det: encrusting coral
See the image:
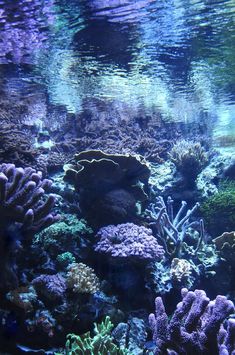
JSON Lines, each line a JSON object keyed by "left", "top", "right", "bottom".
{"left": 66, "top": 263, "right": 100, "bottom": 294}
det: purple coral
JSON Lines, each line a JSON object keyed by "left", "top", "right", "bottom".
{"left": 149, "top": 288, "right": 235, "bottom": 354}
{"left": 94, "top": 223, "right": 165, "bottom": 260}
{"left": 0, "top": 163, "right": 58, "bottom": 235}
{"left": 0, "top": 163, "right": 59, "bottom": 290}
{"left": 32, "top": 273, "right": 66, "bottom": 301}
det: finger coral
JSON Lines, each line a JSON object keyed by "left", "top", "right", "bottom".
{"left": 0, "top": 163, "right": 58, "bottom": 235}
{"left": 149, "top": 288, "right": 235, "bottom": 354}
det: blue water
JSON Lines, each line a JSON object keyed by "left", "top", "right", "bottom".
{"left": 0, "top": 0, "right": 235, "bottom": 149}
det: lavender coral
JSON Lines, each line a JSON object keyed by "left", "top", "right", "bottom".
{"left": 94, "top": 223, "right": 165, "bottom": 260}
{"left": 149, "top": 288, "right": 235, "bottom": 354}
{"left": 0, "top": 163, "right": 58, "bottom": 290}
{"left": 0, "top": 163, "right": 58, "bottom": 235}
{"left": 32, "top": 274, "right": 66, "bottom": 301}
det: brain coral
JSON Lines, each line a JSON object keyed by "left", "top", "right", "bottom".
{"left": 94, "top": 223, "right": 165, "bottom": 260}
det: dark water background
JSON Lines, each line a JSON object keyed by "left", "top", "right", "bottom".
{"left": 0, "top": 0, "right": 235, "bottom": 151}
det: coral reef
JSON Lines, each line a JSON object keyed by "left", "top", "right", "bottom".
{"left": 94, "top": 223, "right": 165, "bottom": 261}
{"left": 149, "top": 288, "right": 235, "bottom": 354}
{"left": 6, "top": 286, "right": 37, "bottom": 313}
{"left": 0, "top": 123, "right": 38, "bottom": 168}
{"left": 66, "top": 263, "right": 100, "bottom": 294}
{"left": 196, "top": 151, "right": 233, "bottom": 198}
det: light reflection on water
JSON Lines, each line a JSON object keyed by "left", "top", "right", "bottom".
{"left": 0, "top": 0, "right": 235, "bottom": 150}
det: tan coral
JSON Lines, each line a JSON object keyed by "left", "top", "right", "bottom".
{"left": 66, "top": 263, "right": 100, "bottom": 294}
{"left": 170, "top": 258, "right": 192, "bottom": 283}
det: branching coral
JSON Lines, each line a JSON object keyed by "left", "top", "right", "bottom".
{"left": 66, "top": 263, "right": 100, "bottom": 294}
{"left": 94, "top": 223, "right": 165, "bottom": 261}
{"left": 0, "top": 163, "right": 58, "bottom": 235}
{"left": 149, "top": 288, "right": 235, "bottom": 354}
{"left": 64, "top": 316, "right": 129, "bottom": 355}
{"left": 146, "top": 195, "right": 204, "bottom": 257}
{"left": 0, "top": 163, "right": 58, "bottom": 290}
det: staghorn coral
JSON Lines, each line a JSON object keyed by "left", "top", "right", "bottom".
{"left": 94, "top": 223, "right": 165, "bottom": 261}
{"left": 218, "top": 318, "right": 235, "bottom": 354}
{"left": 169, "top": 140, "right": 208, "bottom": 185}
{"left": 66, "top": 263, "right": 100, "bottom": 294}
{"left": 170, "top": 258, "right": 192, "bottom": 283}
{"left": 149, "top": 288, "right": 235, "bottom": 354}
{"left": 213, "top": 231, "right": 235, "bottom": 263}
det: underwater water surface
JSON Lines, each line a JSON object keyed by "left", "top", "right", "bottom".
{"left": 0, "top": 0, "right": 235, "bottom": 354}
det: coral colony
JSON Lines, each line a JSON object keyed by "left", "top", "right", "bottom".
{"left": 0, "top": 146, "right": 235, "bottom": 355}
